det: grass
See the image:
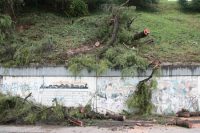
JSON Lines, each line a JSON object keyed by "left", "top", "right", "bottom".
{"left": 0, "top": 11, "right": 109, "bottom": 66}
{"left": 1, "top": 1, "right": 200, "bottom": 66}
{"left": 135, "top": 1, "right": 200, "bottom": 62}
{"left": 17, "top": 12, "right": 106, "bottom": 48}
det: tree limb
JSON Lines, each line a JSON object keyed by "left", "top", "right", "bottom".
{"left": 120, "top": 0, "right": 130, "bottom": 7}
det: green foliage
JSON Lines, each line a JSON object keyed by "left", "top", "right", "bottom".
{"left": 68, "top": 55, "right": 96, "bottom": 75}
{"left": 68, "top": 46, "right": 147, "bottom": 76}
{"left": 24, "top": 113, "right": 37, "bottom": 124}
{"left": 0, "top": 14, "right": 13, "bottom": 63}
{"left": 104, "top": 47, "right": 148, "bottom": 76}
{"left": 0, "top": 32, "right": 5, "bottom": 43}
{"left": 14, "top": 47, "right": 31, "bottom": 66}
{"left": 68, "top": 55, "right": 110, "bottom": 76}
{"left": 178, "top": 0, "right": 189, "bottom": 10}
{"left": 0, "top": 93, "right": 104, "bottom": 125}
{"left": 0, "top": 15, "right": 12, "bottom": 29}
{"left": 0, "top": 94, "right": 34, "bottom": 123}
{"left": 0, "top": 12, "right": 110, "bottom": 66}
{"left": 0, "top": 14, "right": 12, "bottom": 43}
{"left": 0, "top": 96, "right": 17, "bottom": 112}
{"left": 126, "top": 79, "right": 158, "bottom": 115}
{"left": 86, "top": 0, "right": 107, "bottom": 11}
{"left": 51, "top": 99, "right": 65, "bottom": 121}
{"left": 67, "top": 5, "right": 147, "bottom": 76}
{"left": 191, "top": 0, "right": 200, "bottom": 11}
{"left": 179, "top": 0, "right": 200, "bottom": 12}
{"left": 134, "top": 1, "right": 200, "bottom": 62}
{"left": 67, "top": 0, "right": 89, "bottom": 17}
{"left": 118, "top": 28, "right": 133, "bottom": 44}
{"left": 0, "top": 0, "right": 200, "bottom": 67}
{"left": 96, "top": 59, "right": 111, "bottom": 76}
{"left": 129, "top": 0, "right": 160, "bottom": 11}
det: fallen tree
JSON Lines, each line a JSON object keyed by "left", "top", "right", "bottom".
{"left": 126, "top": 60, "right": 160, "bottom": 115}
{"left": 97, "top": 0, "right": 151, "bottom": 58}
{"left": 0, "top": 93, "right": 126, "bottom": 126}
{"left": 66, "top": 1, "right": 154, "bottom": 79}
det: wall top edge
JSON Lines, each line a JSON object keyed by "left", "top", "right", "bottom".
{"left": 0, "top": 65, "right": 200, "bottom": 77}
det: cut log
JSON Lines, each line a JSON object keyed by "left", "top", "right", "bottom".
{"left": 65, "top": 115, "right": 84, "bottom": 127}
{"left": 68, "top": 118, "right": 84, "bottom": 127}
{"left": 176, "top": 109, "right": 200, "bottom": 117}
{"left": 133, "top": 28, "right": 150, "bottom": 41}
{"left": 95, "top": 41, "right": 100, "bottom": 47}
{"left": 106, "top": 112, "right": 126, "bottom": 121}
{"left": 177, "top": 112, "right": 190, "bottom": 118}
{"left": 175, "top": 119, "right": 193, "bottom": 128}
{"left": 190, "top": 112, "right": 200, "bottom": 117}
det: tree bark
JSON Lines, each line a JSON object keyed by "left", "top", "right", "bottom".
{"left": 133, "top": 29, "right": 150, "bottom": 41}
{"left": 106, "top": 112, "right": 126, "bottom": 121}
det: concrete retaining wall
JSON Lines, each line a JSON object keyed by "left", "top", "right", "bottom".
{"left": 0, "top": 66, "right": 200, "bottom": 114}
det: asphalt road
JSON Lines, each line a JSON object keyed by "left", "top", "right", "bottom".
{"left": 0, "top": 125, "right": 200, "bottom": 133}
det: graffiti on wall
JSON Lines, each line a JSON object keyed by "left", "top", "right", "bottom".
{"left": 96, "top": 77, "right": 200, "bottom": 114}
{"left": 1, "top": 77, "right": 96, "bottom": 107}
{"left": 40, "top": 83, "right": 88, "bottom": 89}
{"left": 96, "top": 77, "right": 142, "bottom": 113}
{"left": 0, "top": 76, "right": 3, "bottom": 91}
{"left": 152, "top": 77, "right": 199, "bottom": 114}
{"left": 0, "top": 76, "right": 199, "bottom": 114}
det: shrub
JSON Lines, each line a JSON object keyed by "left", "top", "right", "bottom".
{"left": 86, "top": 0, "right": 107, "bottom": 11}
{"left": 179, "top": 0, "right": 200, "bottom": 12}
{"left": 192, "top": 0, "right": 200, "bottom": 11}
{"left": 128, "top": 0, "right": 160, "bottom": 11}
{"left": 0, "top": 14, "right": 12, "bottom": 43}
{"left": 67, "top": 0, "right": 89, "bottom": 17}
{"left": 14, "top": 47, "right": 32, "bottom": 66}
{"left": 178, "top": 0, "right": 190, "bottom": 10}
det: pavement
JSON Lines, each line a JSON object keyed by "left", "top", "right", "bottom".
{"left": 0, "top": 125, "right": 200, "bottom": 133}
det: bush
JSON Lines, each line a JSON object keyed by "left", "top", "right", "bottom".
{"left": 128, "top": 0, "right": 160, "bottom": 11}
{"left": 179, "top": 0, "right": 190, "bottom": 10}
{"left": 86, "top": 0, "right": 107, "bottom": 11}
{"left": 14, "top": 47, "right": 32, "bottom": 66}
{"left": 179, "top": 0, "right": 200, "bottom": 12}
{"left": 67, "top": 0, "right": 89, "bottom": 17}
{"left": 0, "top": 14, "right": 12, "bottom": 43}
{"left": 192, "top": 0, "right": 200, "bottom": 11}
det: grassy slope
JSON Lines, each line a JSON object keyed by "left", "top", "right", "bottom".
{"left": 136, "top": 1, "right": 200, "bottom": 63}
{"left": 2, "top": 1, "right": 200, "bottom": 66}
{"left": 12, "top": 12, "right": 108, "bottom": 65}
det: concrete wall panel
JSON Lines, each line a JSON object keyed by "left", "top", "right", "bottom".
{"left": 0, "top": 77, "right": 96, "bottom": 107}
{"left": 0, "top": 70, "right": 200, "bottom": 114}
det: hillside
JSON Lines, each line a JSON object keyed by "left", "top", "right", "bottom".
{"left": 0, "top": 1, "right": 200, "bottom": 73}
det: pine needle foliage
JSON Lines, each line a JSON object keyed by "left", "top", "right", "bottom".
{"left": 126, "top": 77, "right": 158, "bottom": 115}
